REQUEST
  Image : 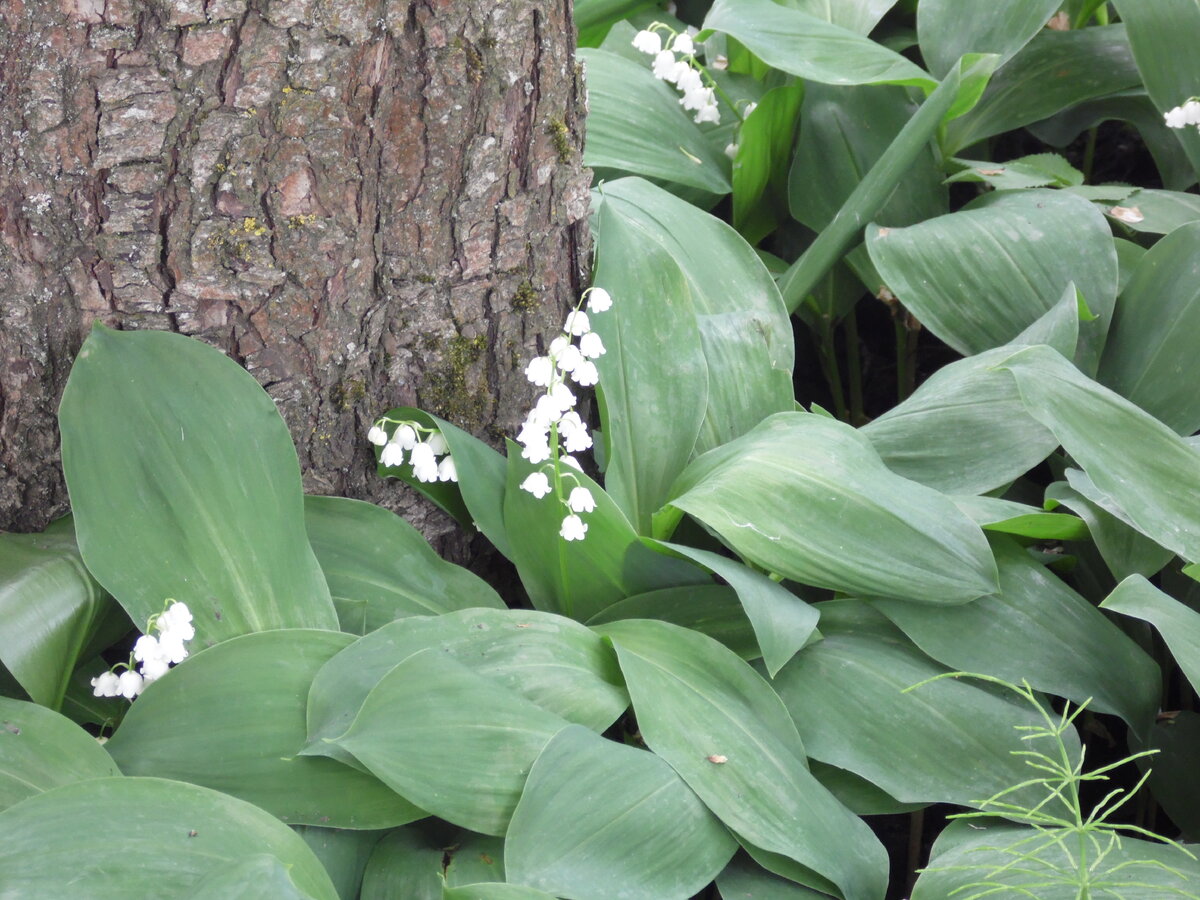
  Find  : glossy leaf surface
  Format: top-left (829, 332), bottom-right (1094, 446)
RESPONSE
top-left (59, 326), bottom-right (337, 645)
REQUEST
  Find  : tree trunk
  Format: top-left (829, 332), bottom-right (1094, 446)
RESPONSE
top-left (0, 0), bottom-right (590, 543)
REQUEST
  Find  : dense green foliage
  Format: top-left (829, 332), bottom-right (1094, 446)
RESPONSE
top-left (4, 2), bottom-right (1200, 897)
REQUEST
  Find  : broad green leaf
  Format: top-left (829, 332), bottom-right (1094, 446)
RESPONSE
top-left (717, 851), bottom-right (832, 899)
top-left (781, 0), bottom-right (899, 35)
top-left (912, 820), bottom-right (1200, 899)
top-left (1003, 346), bottom-right (1200, 563)
top-left (599, 619), bottom-right (889, 900)
top-left (704, 0), bottom-right (934, 89)
top-left (1100, 222), bottom-right (1200, 436)
top-left (943, 25), bottom-right (1141, 154)
top-left (1046, 479), bottom-right (1174, 581)
top-left (503, 441), bottom-right (705, 621)
top-left (1112, 0), bottom-right (1200, 184)
top-left (1146, 710), bottom-right (1200, 841)
top-left (0, 777), bottom-right (337, 899)
top-left (0, 530), bottom-right (111, 709)
top-left (774, 600), bottom-right (1076, 809)
top-left (594, 179), bottom-right (795, 456)
top-left (862, 345), bottom-right (1059, 496)
top-left (1101, 189), bottom-right (1200, 235)
top-left (1102, 575), bottom-right (1200, 699)
top-left (661, 413), bottom-right (998, 604)
top-left (866, 190), bottom-right (1117, 366)
top-left (506, 725), bottom-right (736, 899)
top-left (304, 496), bottom-right (502, 635)
top-left (649, 542), bottom-right (819, 677)
top-left (576, 0), bottom-right (657, 46)
top-left (329, 650), bottom-right (570, 836)
top-left (873, 537), bottom-right (1160, 734)
top-left (789, 83), bottom-right (947, 237)
top-left (778, 54), bottom-right (1000, 313)
top-left (444, 832), bottom-right (506, 886)
top-left (580, 49), bottom-right (731, 194)
top-left (434, 415), bottom-right (513, 558)
top-left (294, 827), bottom-right (385, 900)
top-left (359, 824), bottom-right (446, 900)
top-left (951, 495), bottom-right (1089, 542)
top-left (917, 0), bottom-right (1059, 80)
top-left (586, 584), bottom-right (762, 661)
top-left (809, 760), bottom-right (924, 816)
top-left (733, 81), bottom-right (805, 245)
top-left (946, 153), bottom-right (1083, 191)
top-left (305, 608), bottom-right (628, 764)
top-left (105, 629), bottom-right (422, 829)
top-left (188, 854), bottom-right (312, 899)
top-left (443, 885), bottom-right (556, 900)
top-left (0, 696), bottom-right (119, 813)
top-left (590, 198), bottom-right (708, 532)
top-left (59, 326), bottom-right (338, 644)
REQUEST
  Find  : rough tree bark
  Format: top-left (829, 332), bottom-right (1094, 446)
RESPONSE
top-left (0, 0), bottom-right (590, 545)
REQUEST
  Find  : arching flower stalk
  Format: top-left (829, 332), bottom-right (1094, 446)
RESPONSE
top-left (517, 286), bottom-right (611, 542)
top-left (91, 599), bottom-right (194, 700)
top-left (368, 419), bottom-right (458, 484)
top-left (632, 23), bottom-right (724, 125)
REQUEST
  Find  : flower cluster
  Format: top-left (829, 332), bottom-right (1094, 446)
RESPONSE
top-left (1164, 98), bottom-right (1200, 130)
top-left (369, 420), bottom-right (458, 484)
top-left (517, 287), bottom-right (611, 541)
top-left (632, 25), bottom-right (720, 124)
top-left (91, 600), bottom-right (194, 700)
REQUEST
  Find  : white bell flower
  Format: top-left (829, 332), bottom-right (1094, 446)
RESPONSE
top-left (140, 657), bottom-right (170, 683)
top-left (534, 394), bottom-right (564, 423)
top-left (568, 487), bottom-right (596, 513)
top-left (587, 288), bottom-right (612, 312)
top-left (520, 471), bottom-right (552, 498)
top-left (555, 343), bottom-right (583, 373)
top-left (380, 441), bottom-right (405, 467)
top-left (117, 670), bottom-right (144, 699)
top-left (651, 49), bottom-right (678, 81)
top-left (675, 67), bottom-right (702, 96)
top-left (394, 424), bottom-right (418, 449)
top-left (437, 456), bottom-right (458, 482)
top-left (560, 514), bottom-right (588, 541)
top-left (521, 437), bottom-right (552, 464)
top-left (427, 432), bottom-right (449, 455)
top-left (158, 601), bottom-right (194, 641)
top-left (91, 671), bottom-right (120, 698)
top-left (525, 355), bottom-right (554, 387)
top-left (673, 33), bottom-right (695, 55)
top-left (410, 443), bottom-right (440, 482)
top-left (571, 360), bottom-right (599, 387)
top-left (158, 632), bottom-right (188, 665)
top-left (579, 332), bottom-right (605, 358)
top-left (560, 455), bottom-right (582, 471)
top-left (694, 100), bottom-right (721, 125)
top-left (632, 29), bottom-right (662, 55)
top-left (548, 381), bottom-right (577, 414)
top-left (367, 425), bottom-right (388, 446)
top-left (564, 310), bottom-right (591, 336)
